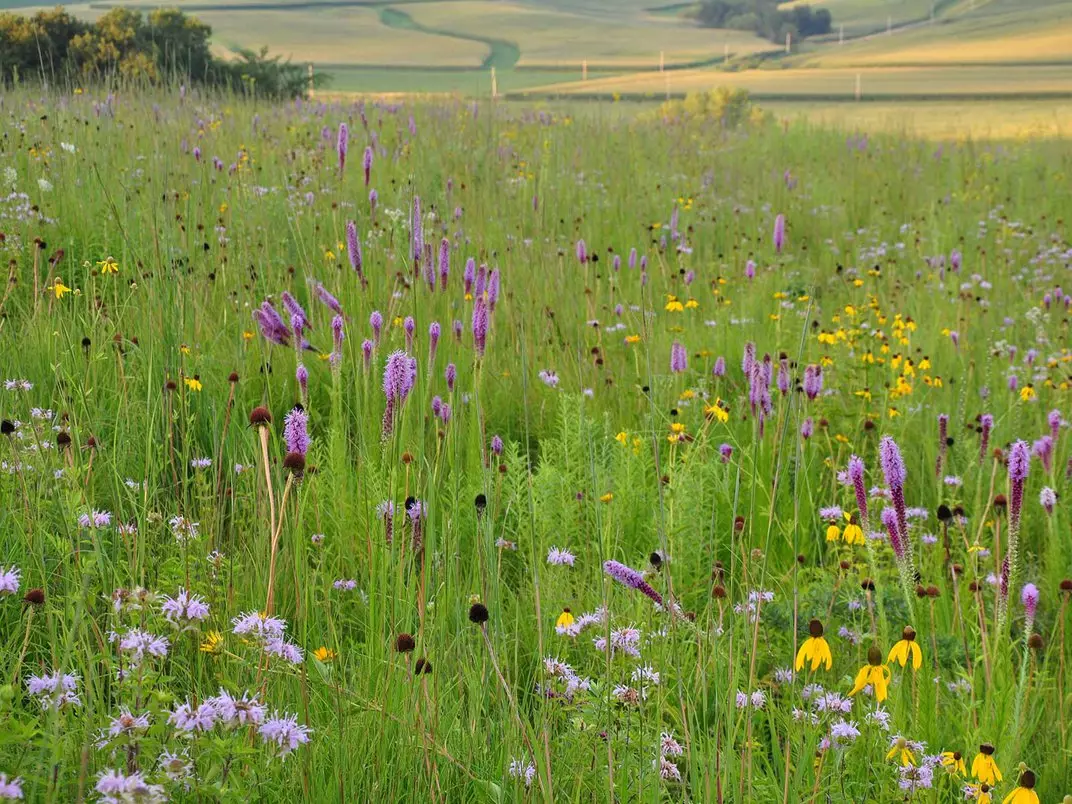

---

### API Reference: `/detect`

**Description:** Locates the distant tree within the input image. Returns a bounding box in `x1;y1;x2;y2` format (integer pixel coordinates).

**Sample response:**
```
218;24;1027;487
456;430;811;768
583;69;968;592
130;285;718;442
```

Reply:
694;0;832;42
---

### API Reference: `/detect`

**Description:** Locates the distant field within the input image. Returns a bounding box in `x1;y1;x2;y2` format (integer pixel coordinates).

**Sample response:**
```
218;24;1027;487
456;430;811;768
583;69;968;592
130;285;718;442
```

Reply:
320;65;616;94
404;1;773;67
519;64;1072;100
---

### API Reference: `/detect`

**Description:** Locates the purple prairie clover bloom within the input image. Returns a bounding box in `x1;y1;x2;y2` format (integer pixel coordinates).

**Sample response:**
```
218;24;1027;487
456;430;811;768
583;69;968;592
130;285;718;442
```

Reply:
979;413;994;462
428;322;441;364
463;257;476;295
370;311;383;345
612;254;621;271
879;436;908;538
345;220;364;282
603;560;663;607
1008;439;1030;534
745;259;756;280
773;214;786;253
491;435;504;455
1032;435;1054;473
283;408;310;456
296;364;308;404
362;145;373;186
438;238;450;290
1040;486;1056;514
336;122;348;173
670;342;687;374
576;239;587;265
719;443;733;463
713;356;726;377
193;146;201;161
487;269;501;311
259;712;312;758
803;364;823;399
404;316;416;351
472;297;489;357
446;363;457;392
361;339;373;371
411;196;423;263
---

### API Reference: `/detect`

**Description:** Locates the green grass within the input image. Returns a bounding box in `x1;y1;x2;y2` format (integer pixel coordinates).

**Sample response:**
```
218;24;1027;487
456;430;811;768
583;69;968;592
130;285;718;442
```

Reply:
319;64;615;93
0;85;1071;803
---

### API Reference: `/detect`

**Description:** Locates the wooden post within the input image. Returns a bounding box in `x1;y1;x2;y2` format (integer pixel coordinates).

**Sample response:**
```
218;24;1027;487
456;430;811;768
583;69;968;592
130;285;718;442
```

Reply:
785;32;791;53
582;59;588;81
307;63;313;95
491;66;497;99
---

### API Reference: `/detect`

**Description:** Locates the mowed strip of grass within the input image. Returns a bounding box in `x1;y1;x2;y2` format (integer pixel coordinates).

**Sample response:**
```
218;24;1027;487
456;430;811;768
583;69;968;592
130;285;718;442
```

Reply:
518;64;1072;100
403;0;775;67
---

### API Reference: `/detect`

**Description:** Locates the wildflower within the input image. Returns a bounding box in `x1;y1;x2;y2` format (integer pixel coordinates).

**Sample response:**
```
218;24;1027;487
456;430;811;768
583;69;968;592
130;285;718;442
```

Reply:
1040;487;1056;514
210;689;266;727
258;712;312;758
200;631;223;654
547;547;575;566
603;560;663;606
158;749;193;782
830;720;861;747
0;565;20;595
660;731;684;756
117;628;170;665
670;342;687;373
941;751;967;775
161;588;210;627
887;736;918;767
1002;769;1039;804
964;783;993;803
105;709;151;740
600;492;614;503
866;708;892;731
795;619;832;672
0;774;23;800
773;213;786;253
50;278;72;298
169;699;217;733
184;377;202;392
899;763;934;791
508;758;537;787
1021;583;1039;629
656;756;682;782
849;645;890;701
26;671;81;710
888;626;922;669
971;744;1002;785
232;610;286;641
97;257;119;274
555;609;575;632
843;515;865;545
94;770;165;804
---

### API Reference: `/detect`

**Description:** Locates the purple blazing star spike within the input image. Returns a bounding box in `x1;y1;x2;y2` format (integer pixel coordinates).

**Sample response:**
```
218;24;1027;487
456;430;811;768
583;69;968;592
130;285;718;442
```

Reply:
628;248;637;269
670;342;687;374
612;254;621;272
777;357;790;395
378;500;394;545
603;560;663;607
713;357;727;378
950;248;961;271
979;413;994;463
331;315;344;351
404;317;416;351
491;434;503;455
1040;486;1056;515
848;455;868;527
474;265;487;299
936;414;949;477
370;311;383;345
803;364;822;400
719;443;733;463
445;363;457;392
745;259;756;280
281;292;307;333
1021;583;1039;625
337;122;348;174
576;239;587;265
369;189;378;217
431;396;443;417
346;221;364;283
252;304;290;346
463;258;476;296
361;339;373;371
438;238;450;290
487;269;500;312
363;145;373;186
472;297;489;357
801;417;813;439
1000;557;1010;604
296;364;308;404
742;342;756;376
879;436;908;538
423;244;436;292
1048;409;1062;440
313;281;344;317
381;351;417;439
411;196;423;264
773;214;786;253
881;507;904;559
1008;439;1030;534
428;322;441;365
452;319;463;342
283;408;309;456
1032;435;1054;473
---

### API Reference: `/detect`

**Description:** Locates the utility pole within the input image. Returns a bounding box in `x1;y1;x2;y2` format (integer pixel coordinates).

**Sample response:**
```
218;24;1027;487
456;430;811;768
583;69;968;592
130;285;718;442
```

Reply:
785;31;791;53
491;66;497;98
582;59;588;81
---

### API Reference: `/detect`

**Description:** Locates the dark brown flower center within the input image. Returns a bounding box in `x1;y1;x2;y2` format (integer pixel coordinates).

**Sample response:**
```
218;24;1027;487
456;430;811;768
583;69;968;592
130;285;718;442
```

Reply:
808;619;824;638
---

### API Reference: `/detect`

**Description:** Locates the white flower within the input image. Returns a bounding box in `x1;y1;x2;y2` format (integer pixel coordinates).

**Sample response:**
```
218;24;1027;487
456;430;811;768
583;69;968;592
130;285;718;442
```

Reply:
37;178;52;193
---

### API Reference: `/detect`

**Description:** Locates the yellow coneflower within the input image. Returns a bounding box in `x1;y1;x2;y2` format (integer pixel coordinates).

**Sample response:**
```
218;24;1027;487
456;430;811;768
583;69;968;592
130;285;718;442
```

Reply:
886;736;917;767
888;626;922;669
183;377;203;392
97;257;119;274
199;630;223;654
971;744;1002;785
1019;385;1036;402
555;608;575;629
848;645;890;701
51;279;72;298
1002;769;1039;804
795;619;832;672
599;492;613;503
625;334;641;344
941;751;967;775
842;513;865;545
825;524;840;542
313;646;336;662
615;431;628;445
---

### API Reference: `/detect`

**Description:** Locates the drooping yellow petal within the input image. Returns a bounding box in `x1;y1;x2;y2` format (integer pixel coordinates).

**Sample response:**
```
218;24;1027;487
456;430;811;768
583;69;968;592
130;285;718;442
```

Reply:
795;639;812;672
1002;788;1039;804
848;664;870;697
888;641;908;667
870;666;889;702
825;525;840;542
909;641;922;670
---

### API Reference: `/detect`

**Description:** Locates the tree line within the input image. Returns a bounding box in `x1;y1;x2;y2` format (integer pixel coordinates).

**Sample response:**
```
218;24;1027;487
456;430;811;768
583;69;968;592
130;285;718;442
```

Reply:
694;0;833;43
0;6;323;97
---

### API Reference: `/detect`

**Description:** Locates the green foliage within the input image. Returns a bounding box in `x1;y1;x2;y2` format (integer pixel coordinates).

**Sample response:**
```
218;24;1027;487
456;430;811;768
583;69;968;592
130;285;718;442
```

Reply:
652;86;769;127
0;6;320;97
695;0;833;42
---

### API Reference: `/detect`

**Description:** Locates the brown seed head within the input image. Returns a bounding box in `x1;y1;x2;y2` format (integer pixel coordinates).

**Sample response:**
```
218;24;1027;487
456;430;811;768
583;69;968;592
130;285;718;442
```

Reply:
249;406;272;426
808;619;824;638
867;645;882;665
23;588;45;605
395;633;416;653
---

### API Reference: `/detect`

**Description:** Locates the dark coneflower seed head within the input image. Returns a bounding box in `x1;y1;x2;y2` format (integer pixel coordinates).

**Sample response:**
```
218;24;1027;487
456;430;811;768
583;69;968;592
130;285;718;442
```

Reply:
649;551;662;568
926;585;940;598
474;493;487;512
734;516;745;532
249;406;272;426
839;560;851;571
861;578;876;591
57;431;71;447
165;380;177;391
979;743;994;755
1060;579;1072;593
1027;633;1044;650
936;504;953;522
23;588;45;605
228;371;239;383
81;336;91;349
712;584;727;599
1019;770;1035;789
808;619;823;637
468;603;489;624
916;584;927;598
867;645;882;665
401;452;414;465
395;633;416;653
414;657;432;674
993;494;1007;510
86;436;97;449
0;420;15;435
283;452;306;474
902;626;916;641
